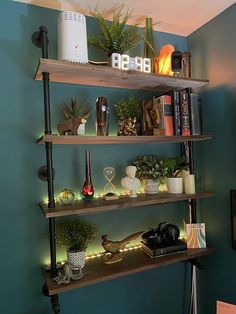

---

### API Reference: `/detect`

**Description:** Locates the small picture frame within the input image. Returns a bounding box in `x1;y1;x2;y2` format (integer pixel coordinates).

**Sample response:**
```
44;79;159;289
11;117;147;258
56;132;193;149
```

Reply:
186;223;206;249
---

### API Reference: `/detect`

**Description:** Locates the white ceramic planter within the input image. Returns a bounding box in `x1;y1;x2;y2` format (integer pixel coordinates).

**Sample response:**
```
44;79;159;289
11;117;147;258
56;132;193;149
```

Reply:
167;177;183;194
144;179;159;194
67;250;85;270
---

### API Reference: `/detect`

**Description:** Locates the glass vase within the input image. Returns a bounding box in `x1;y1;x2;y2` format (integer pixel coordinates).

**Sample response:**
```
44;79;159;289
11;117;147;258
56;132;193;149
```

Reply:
81;149;94;202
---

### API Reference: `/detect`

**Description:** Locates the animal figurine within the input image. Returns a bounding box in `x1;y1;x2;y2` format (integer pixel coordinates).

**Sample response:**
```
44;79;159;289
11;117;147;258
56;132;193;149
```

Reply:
101;231;144;264
57;97;91;135
54;262;83;285
141;97;162;135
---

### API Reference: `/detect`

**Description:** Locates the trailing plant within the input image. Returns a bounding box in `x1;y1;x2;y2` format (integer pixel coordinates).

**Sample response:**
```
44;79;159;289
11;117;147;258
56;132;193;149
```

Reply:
88;5;153;57
115;96;141;120
163;156;189;178
133;156;167;181
55;219;98;251
63;97;91;121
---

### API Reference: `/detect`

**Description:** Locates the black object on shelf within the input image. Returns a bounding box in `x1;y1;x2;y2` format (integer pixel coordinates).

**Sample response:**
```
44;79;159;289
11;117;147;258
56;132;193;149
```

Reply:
141;239;187;258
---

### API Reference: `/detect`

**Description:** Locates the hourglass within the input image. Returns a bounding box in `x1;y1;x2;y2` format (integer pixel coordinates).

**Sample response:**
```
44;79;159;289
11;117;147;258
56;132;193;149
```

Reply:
103;167;119;200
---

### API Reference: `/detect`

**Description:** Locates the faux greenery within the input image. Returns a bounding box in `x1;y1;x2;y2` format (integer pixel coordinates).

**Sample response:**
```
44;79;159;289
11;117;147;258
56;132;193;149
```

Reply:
133;156;167;181
163;156;189;178
88;5;153;57
56;219;98;251
63;97;91;120
115;96;141;120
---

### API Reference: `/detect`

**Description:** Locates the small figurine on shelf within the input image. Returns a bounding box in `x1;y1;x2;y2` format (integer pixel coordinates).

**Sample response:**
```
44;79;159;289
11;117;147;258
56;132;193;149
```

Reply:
81;149;94;202
121;165;141;198
103;167;119;200
57;97;91;135
101;231;144;264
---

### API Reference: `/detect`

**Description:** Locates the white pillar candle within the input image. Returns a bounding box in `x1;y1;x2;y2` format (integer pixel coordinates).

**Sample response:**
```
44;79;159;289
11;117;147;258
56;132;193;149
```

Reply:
184;174;196;194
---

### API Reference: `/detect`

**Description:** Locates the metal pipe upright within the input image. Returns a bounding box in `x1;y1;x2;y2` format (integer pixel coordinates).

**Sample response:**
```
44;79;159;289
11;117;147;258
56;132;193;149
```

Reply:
32;26;57;276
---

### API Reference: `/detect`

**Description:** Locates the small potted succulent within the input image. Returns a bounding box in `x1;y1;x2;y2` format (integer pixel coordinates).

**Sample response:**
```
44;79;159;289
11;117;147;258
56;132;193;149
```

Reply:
163;156;189;194
115;96;141;135
133;155;167;194
56;219;98;270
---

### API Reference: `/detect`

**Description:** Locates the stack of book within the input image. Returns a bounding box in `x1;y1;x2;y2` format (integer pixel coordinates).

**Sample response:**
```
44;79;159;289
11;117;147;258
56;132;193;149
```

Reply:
141;239;187;258
144;89;203;136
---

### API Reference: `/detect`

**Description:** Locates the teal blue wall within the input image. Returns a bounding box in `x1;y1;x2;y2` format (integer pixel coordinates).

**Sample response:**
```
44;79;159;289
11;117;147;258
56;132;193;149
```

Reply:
188;3;236;314
0;1;192;313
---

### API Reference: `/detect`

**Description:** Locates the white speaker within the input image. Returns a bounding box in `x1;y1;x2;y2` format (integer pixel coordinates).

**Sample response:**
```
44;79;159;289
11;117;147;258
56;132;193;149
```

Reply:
58;11;88;63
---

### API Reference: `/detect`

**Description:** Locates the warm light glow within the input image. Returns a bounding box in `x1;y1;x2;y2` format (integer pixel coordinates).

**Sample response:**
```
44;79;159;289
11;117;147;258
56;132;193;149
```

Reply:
157;44;174;75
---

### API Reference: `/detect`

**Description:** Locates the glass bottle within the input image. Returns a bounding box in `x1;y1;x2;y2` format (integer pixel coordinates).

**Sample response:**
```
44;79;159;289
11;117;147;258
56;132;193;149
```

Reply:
81;149;94;201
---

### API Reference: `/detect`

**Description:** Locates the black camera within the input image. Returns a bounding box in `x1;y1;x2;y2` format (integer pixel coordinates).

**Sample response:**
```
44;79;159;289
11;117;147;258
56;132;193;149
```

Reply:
142;222;180;247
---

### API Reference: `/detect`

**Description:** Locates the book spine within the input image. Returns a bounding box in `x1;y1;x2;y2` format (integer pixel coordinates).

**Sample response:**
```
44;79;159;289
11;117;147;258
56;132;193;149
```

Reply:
180;90;191;136
173;91;181;135
190;93;203;135
162;95;174;136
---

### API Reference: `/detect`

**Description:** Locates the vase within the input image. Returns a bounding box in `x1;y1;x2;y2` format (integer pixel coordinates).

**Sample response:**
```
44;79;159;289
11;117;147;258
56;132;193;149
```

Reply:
67;249;85;270
96;96;109;136
144;179;159;194
167;177;183;194
81;150;94;202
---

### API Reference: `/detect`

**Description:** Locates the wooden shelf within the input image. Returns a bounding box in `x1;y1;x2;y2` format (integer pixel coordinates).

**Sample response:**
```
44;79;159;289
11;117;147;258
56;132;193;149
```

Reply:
35;58;208;91
37;134;211;145
44;247;214;295
40;191;213;218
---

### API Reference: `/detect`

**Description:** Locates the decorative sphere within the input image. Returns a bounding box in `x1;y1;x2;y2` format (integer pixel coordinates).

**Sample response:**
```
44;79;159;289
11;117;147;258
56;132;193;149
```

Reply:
59;188;75;205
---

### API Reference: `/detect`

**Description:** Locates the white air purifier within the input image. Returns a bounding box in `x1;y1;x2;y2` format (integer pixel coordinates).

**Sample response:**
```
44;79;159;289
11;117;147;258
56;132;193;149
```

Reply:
58;11;88;63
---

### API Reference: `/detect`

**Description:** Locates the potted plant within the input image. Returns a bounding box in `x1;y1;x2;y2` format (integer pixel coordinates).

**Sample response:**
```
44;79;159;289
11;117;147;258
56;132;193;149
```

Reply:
133;156;167;194
56;219;98;270
163;156;189;194
88;5;153;58
115;96;141;135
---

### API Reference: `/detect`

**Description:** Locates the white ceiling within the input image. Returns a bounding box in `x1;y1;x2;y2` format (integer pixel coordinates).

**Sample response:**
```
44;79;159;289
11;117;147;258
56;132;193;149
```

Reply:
15;0;235;35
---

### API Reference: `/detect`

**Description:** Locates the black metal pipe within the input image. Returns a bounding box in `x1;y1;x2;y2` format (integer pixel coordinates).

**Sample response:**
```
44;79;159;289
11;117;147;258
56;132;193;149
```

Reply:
39;25;48;59
49;218;57;276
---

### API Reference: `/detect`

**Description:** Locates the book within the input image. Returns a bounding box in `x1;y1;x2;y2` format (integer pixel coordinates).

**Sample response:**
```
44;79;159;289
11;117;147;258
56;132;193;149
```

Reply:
141;240;187;258
172;91;181;135
189;93;203;135
180;89;191;136
186;223;206;248
154;95;174;136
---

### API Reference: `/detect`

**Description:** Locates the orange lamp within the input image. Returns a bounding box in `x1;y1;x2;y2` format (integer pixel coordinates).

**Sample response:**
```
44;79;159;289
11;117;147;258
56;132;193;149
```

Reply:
157;44;175;75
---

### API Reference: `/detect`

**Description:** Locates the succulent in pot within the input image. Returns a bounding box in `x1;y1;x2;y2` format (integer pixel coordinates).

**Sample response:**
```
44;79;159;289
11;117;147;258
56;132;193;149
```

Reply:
115;96;141;136
133;156;167;194
56;219;98;270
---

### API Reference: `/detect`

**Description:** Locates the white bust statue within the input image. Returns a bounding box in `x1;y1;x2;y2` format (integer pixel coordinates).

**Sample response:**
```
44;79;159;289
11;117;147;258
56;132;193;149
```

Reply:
121;166;141;198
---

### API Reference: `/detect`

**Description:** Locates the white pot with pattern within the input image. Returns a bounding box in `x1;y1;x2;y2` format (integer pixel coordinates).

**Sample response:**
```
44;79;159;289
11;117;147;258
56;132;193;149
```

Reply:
67;249;86;270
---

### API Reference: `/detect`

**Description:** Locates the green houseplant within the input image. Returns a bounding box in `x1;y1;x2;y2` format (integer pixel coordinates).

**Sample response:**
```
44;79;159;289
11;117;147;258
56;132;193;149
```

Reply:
133;156;167;194
115;96;141;135
56;219;98;270
163;156;189;194
88;5;153;57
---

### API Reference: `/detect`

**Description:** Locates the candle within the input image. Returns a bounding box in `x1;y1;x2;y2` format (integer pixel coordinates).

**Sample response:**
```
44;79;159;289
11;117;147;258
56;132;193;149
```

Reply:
184;174;196;194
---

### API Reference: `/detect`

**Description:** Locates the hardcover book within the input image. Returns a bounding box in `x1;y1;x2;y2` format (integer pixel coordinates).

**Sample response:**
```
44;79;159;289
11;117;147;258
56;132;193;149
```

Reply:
180;89;191;136
154;95;174;136
189;93;203;135
172;90;181;135
141;240;187;258
186;223;206;248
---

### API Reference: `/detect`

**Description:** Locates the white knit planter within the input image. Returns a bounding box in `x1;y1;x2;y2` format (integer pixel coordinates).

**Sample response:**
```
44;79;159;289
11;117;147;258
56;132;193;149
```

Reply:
67;250;85;270
144;179;159;194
